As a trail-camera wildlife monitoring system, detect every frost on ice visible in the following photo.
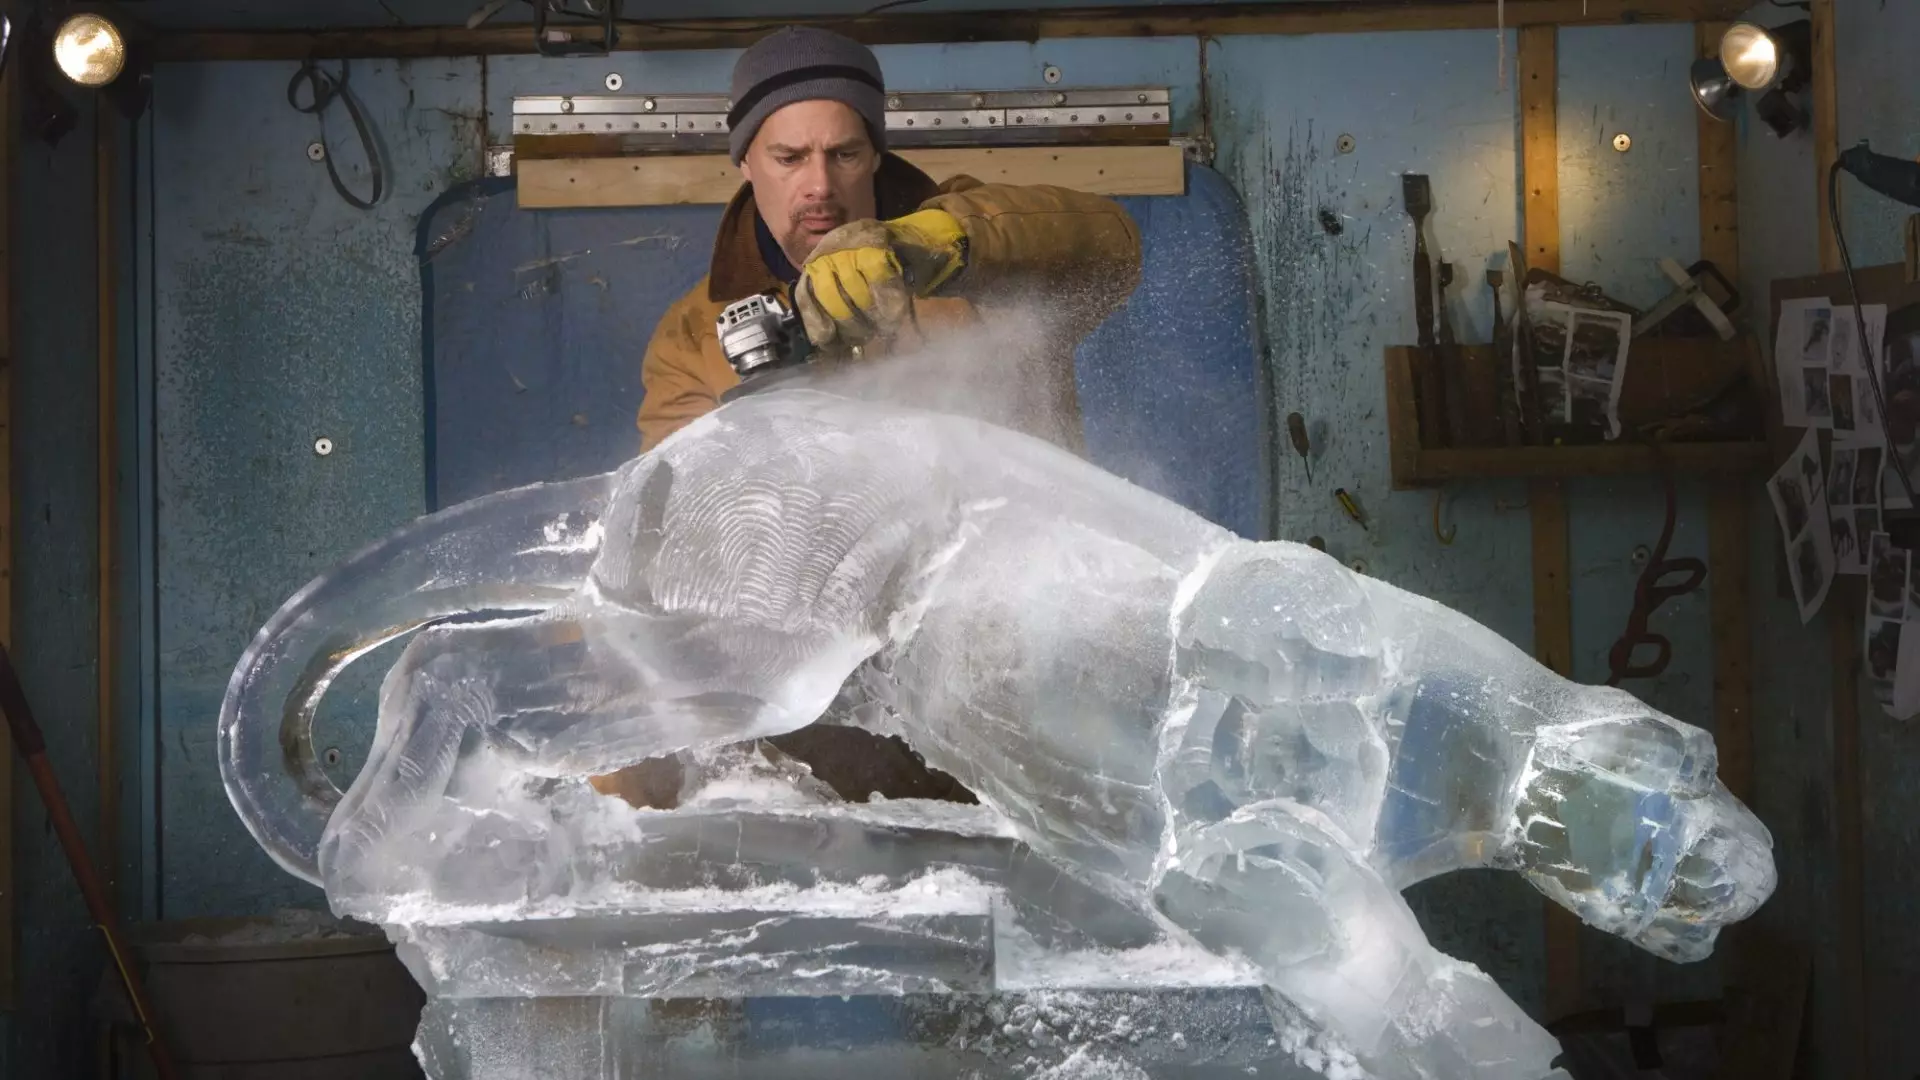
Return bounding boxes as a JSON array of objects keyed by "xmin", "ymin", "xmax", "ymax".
[{"xmin": 220, "ymin": 389, "xmax": 1775, "ymax": 1080}]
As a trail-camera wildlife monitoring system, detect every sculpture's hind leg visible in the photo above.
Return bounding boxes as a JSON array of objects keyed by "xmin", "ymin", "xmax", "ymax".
[
  {"xmin": 1151, "ymin": 800, "xmax": 1564, "ymax": 1080},
  {"xmin": 319, "ymin": 599, "xmax": 882, "ymax": 901}
]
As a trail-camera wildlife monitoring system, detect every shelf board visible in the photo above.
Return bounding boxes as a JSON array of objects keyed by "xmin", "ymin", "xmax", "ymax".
[
  {"xmin": 1404, "ymin": 440, "xmax": 1769, "ymax": 484},
  {"xmin": 1382, "ymin": 344, "xmax": 1768, "ymax": 488}
]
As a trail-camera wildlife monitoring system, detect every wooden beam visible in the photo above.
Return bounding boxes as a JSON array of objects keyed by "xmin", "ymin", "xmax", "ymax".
[
  {"xmin": 1695, "ymin": 22, "xmax": 1751, "ymax": 806},
  {"xmin": 515, "ymin": 144, "xmax": 1187, "ymax": 209},
  {"xmin": 1518, "ymin": 22, "xmax": 1581, "ymax": 1023},
  {"xmin": 152, "ymin": 0, "xmax": 1753, "ymax": 61},
  {"xmin": 96, "ymin": 109, "xmax": 118, "ymax": 895},
  {"xmin": 1695, "ymin": 22, "xmax": 1739, "ymax": 275},
  {"xmin": 1812, "ymin": 0, "xmax": 1841, "ymax": 272},
  {"xmin": 1520, "ymin": 27, "xmax": 1561, "ymax": 277},
  {"xmin": 0, "ymin": 38, "xmax": 16, "ymax": 1012},
  {"xmin": 1811, "ymin": 1, "xmax": 1865, "ymax": 1072},
  {"xmin": 1706, "ymin": 486, "xmax": 1751, "ymax": 800},
  {"xmin": 1828, "ymin": 597, "xmax": 1866, "ymax": 1078}
]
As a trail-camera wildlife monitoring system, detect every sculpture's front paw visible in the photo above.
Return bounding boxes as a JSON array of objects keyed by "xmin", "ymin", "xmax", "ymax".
[{"xmin": 1510, "ymin": 708, "xmax": 1775, "ymax": 960}]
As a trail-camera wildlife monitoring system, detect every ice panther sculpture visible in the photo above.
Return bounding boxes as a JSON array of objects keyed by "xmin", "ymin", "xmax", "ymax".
[{"xmin": 221, "ymin": 389, "xmax": 1774, "ymax": 1080}]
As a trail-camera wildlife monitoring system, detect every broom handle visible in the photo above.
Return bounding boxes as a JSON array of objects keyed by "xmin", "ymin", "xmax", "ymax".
[{"xmin": 0, "ymin": 643, "xmax": 178, "ymax": 1079}]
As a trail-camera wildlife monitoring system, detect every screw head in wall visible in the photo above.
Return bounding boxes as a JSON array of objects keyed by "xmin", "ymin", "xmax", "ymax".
[
  {"xmin": 306, "ymin": 141, "xmax": 326, "ymax": 162},
  {"xmin": 1612, "ymin": 132, "xmax": 1632, "ymax": 153},
  {"xmin": 1043, "ymin": 65, "xmax": 1062, "ymax": 85},
  {"xmin": 604, "ymin": 72, "xmax": 624, "ymax": 92},
  {"xmin": 1336, "ymin": 133, "xmax": 1356, "ymax": 154},
  {"xmin": 314, "ymin": 437, "xmax": 334, "ymax": 456}
]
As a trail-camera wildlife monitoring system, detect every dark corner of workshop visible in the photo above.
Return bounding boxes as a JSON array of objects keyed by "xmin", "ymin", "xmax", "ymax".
[{"xmin": 0, "ymin": 0, "xmax": 1915, "ymax": 1078}]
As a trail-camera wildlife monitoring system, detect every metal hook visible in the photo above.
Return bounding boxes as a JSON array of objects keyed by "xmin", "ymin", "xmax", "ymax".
[{"xmin": 1432, "ymin": 490, "xmax": 1457, "ymax": 545}]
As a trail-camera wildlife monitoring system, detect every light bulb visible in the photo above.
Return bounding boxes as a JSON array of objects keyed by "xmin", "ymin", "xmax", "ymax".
[
  {"xmin": 54, "ymin": 13, "xmax": 126, "ymax": 88},
  {"xmin": 1719, "ymin": 22, "xmax": 1780, "ymax": 92}
]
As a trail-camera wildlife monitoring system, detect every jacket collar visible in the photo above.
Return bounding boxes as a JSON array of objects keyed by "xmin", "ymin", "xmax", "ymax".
[{"xmin": 707, "ymin": 152, "xmax": 941, "ymax": 302}]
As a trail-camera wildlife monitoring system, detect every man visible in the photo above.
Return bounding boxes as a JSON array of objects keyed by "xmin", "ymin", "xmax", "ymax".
[
  {"xmin": 605, "ymin": 26, "xmax": 1145, "ymax": 809},
  {"xmin": 635, "ymin": 25, "xmax": 1144, "ymax": 454}
]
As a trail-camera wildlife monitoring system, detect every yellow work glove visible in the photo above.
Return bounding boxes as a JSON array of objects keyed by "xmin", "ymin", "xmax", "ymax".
[{"xmin": 795, "ymin": 209, "xmax": 967, "ymax": 350}]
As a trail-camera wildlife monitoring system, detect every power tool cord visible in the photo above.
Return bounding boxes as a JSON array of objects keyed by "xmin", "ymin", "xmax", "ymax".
[
  {"xmin": 287, "ymin": 59, "xmax": 385, "ymax": 211},
  {"xmin": 1829, "ymin": 158, "xmax": 1917, "ymax": 508}
]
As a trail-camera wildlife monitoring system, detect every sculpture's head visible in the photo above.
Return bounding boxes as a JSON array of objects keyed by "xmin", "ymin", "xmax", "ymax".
[{"xmin": 1510, "ymin": 704, "xmax": 1776, "ymax": 963}]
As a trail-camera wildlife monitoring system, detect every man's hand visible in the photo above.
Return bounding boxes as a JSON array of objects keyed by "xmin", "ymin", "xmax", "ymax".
[{"xmin": 795, "ymin": 209, "xmax": 967, "ymax": 349}]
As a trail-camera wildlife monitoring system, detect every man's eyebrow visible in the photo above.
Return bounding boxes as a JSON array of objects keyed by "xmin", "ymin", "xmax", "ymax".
[
  {"xmin": 826, "ymin": 137, "xmax": 870, "ymax": 153},
  {"xmin": 765, "ymin": 143, "xmax": 808, "ymax": 157}
]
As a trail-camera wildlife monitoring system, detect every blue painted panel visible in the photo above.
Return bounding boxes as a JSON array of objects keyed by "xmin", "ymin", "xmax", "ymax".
[
  {"xmin": 1083, "ymin": 168, "xmax": 1266, "ymax": 538},
  {"xmin": 1557, "ymin": 25, "xmax": 1703, "ymax": 309},
  {"xmin": 151, "ymin": 58, "xmax": 481, "ymax": 918},
  {"xmin": 421, "ymin": 162, "xmax": 1266, "ymax": 536},
  {"xmin": 421, "ymin": 184, "xmax": 721, "ymax": 505}
]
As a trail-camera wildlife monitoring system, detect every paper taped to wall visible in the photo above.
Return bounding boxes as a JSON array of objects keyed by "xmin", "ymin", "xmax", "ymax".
[{"xmin": 1769, "ymin": 427, "xmax": 1835, "ymax": 623}]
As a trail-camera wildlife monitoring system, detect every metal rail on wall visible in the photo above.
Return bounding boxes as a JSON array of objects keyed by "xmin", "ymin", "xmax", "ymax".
[
  {"xmin": 512, "ymin": 87, "xmax": 1172, "ymax": 148},
  {"xmin": 505, "ymin": 85, "xmax": 1191, "ymax": 206}
]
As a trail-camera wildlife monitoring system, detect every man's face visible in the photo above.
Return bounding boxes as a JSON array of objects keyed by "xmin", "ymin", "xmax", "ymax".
[{"xmin": 739, "ymin": 99, "xmax": 879, "ymax": 271}]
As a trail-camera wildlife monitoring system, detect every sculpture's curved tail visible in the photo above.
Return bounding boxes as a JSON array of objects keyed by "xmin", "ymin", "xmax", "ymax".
[{"xmin": 217, "ymin": 472, "xmax": 615, "ymax": 886}]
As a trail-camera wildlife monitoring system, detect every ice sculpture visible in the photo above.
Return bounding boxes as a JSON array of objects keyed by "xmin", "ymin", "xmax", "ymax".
[{"xmin": 220, "ymin": 388, "xmax": 1774, "ymax": 1080}]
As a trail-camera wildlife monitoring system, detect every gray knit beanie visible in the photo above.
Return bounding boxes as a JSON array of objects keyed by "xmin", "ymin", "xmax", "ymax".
[{"xmin": 727, "ymin": 27, "xmax": 887, "ymax": 165}]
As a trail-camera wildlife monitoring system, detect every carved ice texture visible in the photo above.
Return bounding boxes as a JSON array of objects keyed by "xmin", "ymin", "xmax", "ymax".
[{"xmin": 220, "ymin": 390, "xmax": 1775, "ymax": 1080}]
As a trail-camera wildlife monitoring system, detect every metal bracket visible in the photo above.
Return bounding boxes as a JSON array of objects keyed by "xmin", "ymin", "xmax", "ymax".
[
  {"xmin": 1172, "ymin": 135, "xmax": 1213, "ymax": 167},
  {"xmin": 532, "ymin": 0, "xmax": 619, "ymax": 58}
]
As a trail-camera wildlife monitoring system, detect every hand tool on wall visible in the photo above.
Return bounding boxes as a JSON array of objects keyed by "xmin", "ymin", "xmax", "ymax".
[
  {"xmin": 1334, "ymin": 488, "xmax": 1369, "ymax": 531},
  {"xmin": 1286, "ymin": 411, "xmax": 1314, "ymax": 483},
  {"xmin": 1403, "ymin": 174, "xmax": 1448, "ymax": 447},
  {"xmin": 1632, "ymin": 258, "xmax": 1739, "ymax": 340},
  {"xmin": 0, "ymin": 644, "xmax": 178, "ymax": 1080},
  {"xmin": 1488, "ymin": 268, "xmax": 1522, "ymax": 445},
  {"xmin": 1507, "ymin": 240, "xmax": 1545, "ymax": 444},
  {"xmin": 1435, "ymin": 260, "xmax": 1473, "ymax": 444}
]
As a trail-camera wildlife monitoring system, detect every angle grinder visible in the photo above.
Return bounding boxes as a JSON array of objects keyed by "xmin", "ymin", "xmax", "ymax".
[{"xmin": 717, "ymin": 292, "xmax": 814, "ymax": 402}]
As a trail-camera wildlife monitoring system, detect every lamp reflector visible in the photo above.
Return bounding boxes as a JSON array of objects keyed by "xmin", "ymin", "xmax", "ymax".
[
  {"xmin": 1719, "ymin": 22, "xmax": 1780, "ymax": 91},
  {"xmin": 54, "ymin": 13, "xmax": 126, "ymax": 88},
  {"xmin": 1689, "ymin": 57, "xmax": 1740, "ymax": 122}
]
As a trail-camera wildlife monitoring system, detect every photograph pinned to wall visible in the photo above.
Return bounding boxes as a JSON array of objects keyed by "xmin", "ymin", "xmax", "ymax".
[
  {"xmin": 1878, "ymin": 302, "xmax": 1920, "ymax": 508},
  {"xmin": 1802, "ymin": 367, "xmax": 1833, "ymax": 424},
  {"xmin": 1865, "ymin": 528, "xmax": 1913, "ymax": 715},
  {"xmin": 1832, "ymin": 303, "xmax": 1890, "ymax": 449},
  {"xmin": 1775, "ymin": 297, "xmax": 1835, "ymax": 429},
  {"xmin": 1895, "ymin": 535, "xmax": 1920, "ymax": 719},
  {"xmin": 1894, "ymin": 617, "xmax": 1920, "ymax": 720},
  {"xmin": 1520, "ymin": 302, "xmax": 1631, "ymax": 439},
  {"xmin": 1827, "ymin": 446, "xmax": 1881, "ymax": 575},
  {"xmin": 1832, "ymin": 375, "xmax": 1856, "ymax": 433},
  {"xmin": 1854, "ymin": 446, "xmax": 1884, "ymax": 505},
  {"xmin": 1564, "ymin": 309, "xmax": 1632, "ymax": 438},
  {"xmin": 1868, "ymin": 530, "xmax": 1908, "ymax": 620},
  {"xmin": 1769, "ymin": 427, "xmax": 1835, "ymax": 622},
  {"xmin": 1866, "ymin": 615, "xmax": 1903, "ymax": 711}
]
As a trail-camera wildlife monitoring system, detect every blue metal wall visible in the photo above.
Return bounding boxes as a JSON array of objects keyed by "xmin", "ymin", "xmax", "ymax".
[{"xmin": 15, "ymin": 16, "xmax": 1882, "ymax": 1076}]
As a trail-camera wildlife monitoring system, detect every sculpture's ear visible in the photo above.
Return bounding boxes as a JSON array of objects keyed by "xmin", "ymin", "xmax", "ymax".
[{"xmin": 1535, "ymin": 711, "xmax": 1718, "ymax": 800}]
